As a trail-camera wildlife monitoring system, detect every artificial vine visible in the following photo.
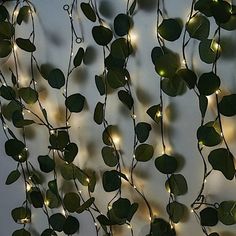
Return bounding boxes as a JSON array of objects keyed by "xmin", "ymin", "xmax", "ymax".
[{"xmin": 0, "ymin": 0, "xmax": 236, "ymax": 236}]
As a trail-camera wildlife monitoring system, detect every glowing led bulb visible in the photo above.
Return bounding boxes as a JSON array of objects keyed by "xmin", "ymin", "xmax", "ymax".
[
  {"xmin": 86, "ymin": 178, "xmax": 90, "ymax": 183},
  {"xmin": 26, "ymin": 183, "xmax": 32, "ymax": 192},
  {"xmin": 211, "ymin": 40, "xmax": 221, "ymax": 52},
  {"xmin": 215, "ymin": 89, "xmax": 220, "ymax": 94},
  {"xmin": 45, "ymin": 200, "xmax": 50, "ymax": 206},
  {"xmin": 108, "ymin": 205, "xmax": 112, "ymax": 210},
  {"xmin": 127, "ymin": 224, "xmax": 132, "ymax": 229},
  {"xmin": 112, "ymin": 134, "xmax": 120, "ymax": 146},
  {"xmin": 13, "ymin": 44, "xmax": 18, "ymax": 51},
  {"xmin": 182, "ymin": 59, "xmax": 187, "ymax": 66},
  {"xmin": 159, "ymin": 70, "xmax": 165, "ymax": 76},
  {"xmin": 156, "ymin": 111, "xmax": 162, "ymax": 118}
]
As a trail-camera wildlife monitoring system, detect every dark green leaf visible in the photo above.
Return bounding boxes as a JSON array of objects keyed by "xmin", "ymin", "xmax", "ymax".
[
  {"xmin": 158, "ymin": 18, "xmax": 182, "ymax": 41},
  {"xmin": 12, "ymin": 229, "xmax": 31, "ymax": 236},
  {"xmin": 127, "ymin": 203, "xmax": 138, "ymax": 222},
  {"xmin": 5, "ymin": 169, "xmax": 21, "ymax": 185},
  {"xmin": 48, "ymin": 180, "xmax": 58, "ymax": 195},
  {"xmin": 19, "ymin": 87, "xmax": 38, "ymax": 104},
  {"xmin": 11, "ymin": 207, "xmax": 31, "ymax": 224},
  {"xmin": 29, "ymin": 188, "xmax": 44, "ymax": 208},
  {"xmin": 194, "ymin": 0, "xmax": 213, "ymax": 17},
  {"xmin": 155, "ymin": 154, "xmax": 178, "ymax": 174},
  {"xmin": 151, "ymin": 218, "xmax": 176, "ymax": 236},
  {"xmin": 118, "ymin": 90, "xmax": 133, "ymax": 109},
  {"xmin": 95, "ymin": 75, "xmax": 105, "ymax": 95},
  {"xmin": 211, "ymin": 0, "xmax": 231, "ymax": 24},
  {"xmin": 94, "ymin": 102, "xmax": 104, "ymax": 125},
  {"xmin": 16, "ymin": 38, "xmax": 36, "ymax": 52},
  {"xmin": 105, "ymin": 53, "xmax": 125, "ymax": 69},
  {"xmin": 63, "ymin": 216, "xmax": 80, "ymax": 234},
  {"xmin": 38, "ymin": 155, "xmax": 55, "ymax": 173},
  {"xmin": 129, "ymin": 0, "xmax": 137, "ymax": 15},
  {"xmin": 200, "ymin": 207, "xmax": 218, "ymax": 226},
  {"xmin": 218, "ymin": 201, "xmax": 236, "ymax": 225},
  {"xmin": 102, "ymin": 170, "xmax": 121, "ymax": 192},
  {"xmin": 176, "ymin": 68, "xmax": 197, "ymax": 89},
  {"xmin": 76, "ymin": 197, "xmax": 95, "ymax": 213},
  {"xmin": 17, "ymin": 6, "xmax": 30, "ymax": 25},
  {"xmin": 221, "ymin": 7, "xmax": 236, "ymax": 31},
  {"xmin": 197, "ymin": 72, "xmax": 220, "ymax": 95},
  {"xmin": 186, "ymin": 15, "xmax": 210, "ymax": 40},
  {"xmin": 102, "ymin": 146, "xmax": 119, "ymax": 167},
  {"xmin": 166, "ymin": 174, "xmax": 188, "ymax": 196},
  {"xmin": 135, "ymin": 122, "xmax": 152, "ymax": 143},
  {"xmin": 135, "ymin": 143, "xmax": 154, "ymax": 162},
  {"xmin": 166, "ymin": 201, "xmax": 185, "ymax": 223},
  {"xmin": 0, "ymin": 22, "xmax": 14, "ymax": 39},
  {"xmin": 112, "ymin": 198, "xmax": 131, "ymax": 219},
  {"xmin": 65, "ymin": 93, "xmax": 85, "ymax": 113},
  {"xmin": 110, "ymin": 38, "xmax": 133, "ymax": 59},
  {"xmin": 92, "ymin": 25, "xmax": 113, "ymax": 46},
  {"xmin": 12, "ymin": 110, "xmax": 35, "ymax": 128},
  {"xmin": 197, "ymin": 124, "xmax": 222, "ymax": 147},
  {"xmin": 209, "ymin": 233, "xmax": 220, "ymax": 236},
  {"xmin": 97, "ymin": 215, "xmax": 112, "ymax": 226},
  {"xmin": 219, "ymin": 94, "xmax": 236, "ymax": 117},
  {"xmin": 5, "ymin": 139, "xmax": 25, "ymax": 157},
  {"xmin": 208, "ymin": 148, "xmax": 235, "ymax": 180},
  {"xmin": 63, "ymin": 192, "xmax": 80, "ymax": 212},
  {"xmin": 81, "ymin": 2, "xmax": 96, "ymax": 22},
  {"xmin": 47, "ymin": 69, "xmax": 65, "ymax": 89},
  {"xmin": 107, "ymin": 69, "xmax": 126, "ymax": 89},
  {"xmin": 73, "ymin": 47, "xmax": 84, "ymax": 67},
  {"xmin": 0, "ymin": 6, "xmax": 9, "ymax": 22},
  {"xmin": 60, "ymin": 163, "xmax": 74, "ymax": 180},
  {"xmin": 199, "ymin": 39, "xmax": 220, "ymax": 64},
  {"xmin": 49, "ymin": 213, "xmax": 66, "ymax": 232},
  {"xmin": 46, "ymin": 189, "xmax": 60, "ymax": 209},
  {"xmin": 199, "ymin": 95, "xmax": 208, "ymax": 118},
  {"xmin": 64, "ymin": 142, "xmax": 78, "ymax": 163},
  {"xmin": 41, "ymin": 229, "xmax": 57, "ymax": 236},
  {"xmin": 0, "ymin": 40, "xmax": 12, "ymax": 58},
  {"xmin": 146, "ymin": 104, "xmax": 162, "ymax": 123},
  {"xmin": 114, "ymin": 14, "xmax": 132, "ymax": 36},
  {"xmin": 0, "ymin": 85, "xmax": 16, "ymax": 100}
]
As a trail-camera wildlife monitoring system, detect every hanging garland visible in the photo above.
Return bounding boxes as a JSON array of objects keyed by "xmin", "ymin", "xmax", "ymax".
[{"xmin": 0, "ymin": 0, "xmax": 236, "ymax": 236}]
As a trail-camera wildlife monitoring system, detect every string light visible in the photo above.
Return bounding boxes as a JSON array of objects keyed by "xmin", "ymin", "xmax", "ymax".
[
  {"xmin": 210, "ymin": 40, "xmax": 221, "ymax": 52},
  {"xmin": 44, "ymin": 199, "xmax": 50, "ymax": 206},
  {"xmin": 215, "ymin": 89, "xmax": 220, "ymax": 94},
  {"xmin": 26, "ymin": 183, "xmax": 32, "ymax": 192},
  {"xmin": 108, "ymin": 205, "xmax": 112, "ymax": 210},
  {"xmin": 159, "ymin": 70, "xmax": 165, "ymax": 76},
  {"xmin": 94, "ymin": 222, "xmax": 98, "ymax": 227},
  {"xmin": 131, "ymin": 114, "xmax": 136, "ymax": 119},
  {"xmin": 182, "ymin": 59, "xmax": 187, "ymax": 66},
  {"xmin": 86, "ymin": 178, "xmax": 90, "ymax": 183},
  {"xmin": 112, "ymin": 134, "xmax": 120, "ymax": 146},
  {"xmin": 156, "ymin": 111, "xmax": 162, "ymax": 118},
  {"xmin": 127, "ymin": 224, "xmax": 132, "ymax": 229},
  {"xmin": 13, "ymin": 44, "xmax": 18, "ymax": 51}
]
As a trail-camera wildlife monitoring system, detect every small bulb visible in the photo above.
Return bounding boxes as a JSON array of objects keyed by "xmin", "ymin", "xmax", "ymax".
[
  {"xmin": 159, "ymin": 70, "xmax": 165, "ymax": 76},
  {"xmin": 34, "ymin": 81, "xmax": 37, "ymax": 85},
  {"xmin": 45, "ymin": 200, "xmax": 50, "ymax": 206},
  {"xmin": 71, "ymin": 52, "xmax": 74, "ymax": 56},
  {"xmin": 18, "ymin": 154, "xmax": 22, "ymax": 160},
  {"xmin": 125, "ymin": 77, "xmax": 128, "ymax": 81},
  {"xmin": 50, "ymin": 130, "xmax": 55, "ymax": 135},
  {"xmin": 25, "ymin": 147, "xmax": 28, "ymax": 151},
  {"xmin": 94, "ymin": 222, "xmax": 98, "ymax": 227},
  {"xmin": 131, "ymin": 114, "xmax": 136, "ymax": 119},
  {"xmin": 62, "ymin": 209, "xmax": 66, "ymax": 216},
  {"xmin": 27, "ymin": 110, "xmax": 31, "ymax": 114},
  {"xmin": 86, "ymin": 178, "xmax": 90, "ymax": 183},
  {"xmin": 79, "ymin": 190, "xmax": 82, "ymax": 194},
  {"xmin": 204, "ymin": 179, "xmax": 207, "ymax": 183},
  {"xmin": 156, "ymin": 111, "xmax": 162, "ymax": 118},
  {"xmin": 199, "ymin": 141, "xmax": 204, "ymax": 146},
  {"xmin": 127, "ymin": 224, "xmax": 132, "ymax": 229},
  {"xmin": 3, "ymin": 125, "xmax": 8, "ymax": 130},
  {"xmin": 133, "ymin": 185, "xmax": 137, "ymax": 189},
  {"xmin": 220, "ymin": 132, "xmax": 223, "ymax": 137},
  {"xmin": 108, "ymin": 205, "xmax": 112, "ymax": 210},
  {"xmin": 129, "ymin": 29, "xmax": 138, "ymax": 43},
  {"xmin": 191, "ymin": 209, "xmax": 194, "ymax": 213},
  {"xmin": 66, "ymin": 121, "xmax": 70, "ymax": 126},
  {"xmin": 133, "ymin": 154, "xmax": 136, "ymax": 159},
  {"xmin": 211, "ymin": 40, "xmax": 221, "ymax": 52},
  {"xmin": 182, "ymin": 59, "xmax": 187, "ymax": 65},
  {"xmin": 26, "ymin": 183, "xmax": 32, "ymax": 192},
  {"xmin": 112, "ymin": 134, "xmax": 120, "ymax": 146},
  {"xmin": 2, "ymin": 82, "xmax": 6, "ymax": 86},
  {"xmin": 215, "ymin": 89, "xmax": 220, "ymax": 94},
  {"xmin": 13, "ymin": 44, "xmax": 18, "ymax": 51},
  {"xmin": 149, "ymin": 216, "xmax": 152, "ymax": 221}
]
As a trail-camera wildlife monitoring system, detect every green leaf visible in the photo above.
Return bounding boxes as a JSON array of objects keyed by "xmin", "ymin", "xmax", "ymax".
[
  {"xmin": 197, "ymin": 123, "xmax": 222, "ymax": 147},
  {"xmin": 176, "ymin": 68, "xmax": 197, "ymax": 89},
  {"xmin": 95, "ymin": 75, "xmax": 105, "ymax": 95},
  {"xmin": 0, "ymin": 22, "xmax": 14, "ymax": 39},
  {"xmin": 199, "ymin": 95, "xmax": 208, "ymax": 118},
  {"xmin": 12, "ymin": 229, "xmax": 31, "ymax": 236},
  {"xmin": 17, "ymin": 6, "xmax": 30, "ymax": 25},
  {"xmin": 135, "ymin": 122, "xmax": 152, "ymax": 143},
  {"xmin": 127, "ymin": 203, "xmax": 139, "ymax": 222},
  {"xmin": 102, "ymin": 125, "xmax": 119, "ymax": 146},
  {"xmin": 209, "ymin": 233, "xmax": 220, "ymax": 236},
  {"xmin": 16, "ymin": 38, "xmax": 36, "ymax": 52},
  {"xmin": 219, "ymin": 94, "xmax": 236, "ymax": 117},
  {"xmin": 19, "ymin": 87, "xmax": 38, "ymax": 104},
  {"xmin": 102, "ymin": 170, "xmax": 121, "ymax": 192},
  {"xmin": 114, "ymin": 14, "xmax": 132, "ymax": 36},
  {"xmin": 47, "ymin": 69, "xmax": 65, "ymax": 89},
  {"xmin": 41, "ymin": 229, "xmax": 57, "ymax": 236},
  {"xmin": 158, "ymin": 18, "xmax": 182, "ymax": 41},
  {"xmin": 11, "ymin": 207, "xmax": 31, "ymax": 224},
  {"xmin": 48, "ymin": 180, "xmax": 58, "ymax": 195},
  {"xmin": 112, "ymin": 198, "xmax": 132, "ymax": 220},
  {"xmin": 194, "ymin": 0, "xmax": 213, "ymax": 17},
  {"xmin": 97, "ymin": 215, "xmax": 112, "ymax": 226},
  {"xmin": 186, "ymin": 15, "xmax": 210, "ymax": 40},
  {"xmin": 166, "ymin": 174, "xmax": 188, "ymax": 196},
  {"xmin": 12, "ymin": 110, "xmax": 35, "ymax": 128},
  {"xmin": 166, "ymin": 201, "xmax": 185, "ymax": 223},
  {"xmin": 211, "ymin": 0, "xmax": 231, "ymax": 24},
  {"xmin": 92, "ymin": 25, "xmax": 113, "ymax": 46},
  {"xmin": 151, "ymin": 218, "xmax": 176, "ymax": 236},
  {"xmin": 5, "ymin": 139, "xmax": 25, "ymax": 157},
  {"xmin": 155, "ymin": 53, "xmax": 180, "ymax": 78},
  {"xmin": 129, "ymin": 0, "xmax": 137, "ymax": 15},
  {"xmin": 110, "ymin": 38, "xmax": 133, "ymax": 59},
  {"xmin": 200, "ymin": 207, "xmax": 218, "ymax": 226},
  {"xmin": 63, "ymin": 216, "xmax": 80, "ymax": 234},
  {"xmin": 199, "ymin": 39, "xmax": 220, "ymax": 64},
  {"xmin": 0, "ymin": 40, "xmax": 12, "ymax": 58},
  {"xmin": 107, "ymin": 69, "xmax": 126, "ymax": 89},
  {"xmin": 60, "ymin": 163, "xmax": 75, "ymax": 180},
  {"xmin": 146, "ymin": 104, "xmax": 162, "ymax": 123},
  {"xmin": 5, "ymin": 169, "xmax": 21, "ymax": 185},
  {"xmin": 102, "ymin": 146, "xmax": 119, "ymax": 167},
  {"xmin": 208, "ymin": 148, "xmax": 235, "ymax": 180},
  {"xmin": 64, "ymin": 142, "xmax": 78, "ymax": 163},
  {"xmin": 155, "ymin": 154, "xmax": 178, "ymax": 174},
  {"xmin": 49, "ymin": 213, "xmax": 66, "ymax": 232},
  {"xmin": 46, "ymin": 189, "xmax": 60, "ymax": 209},
  {"xmin": 76, "ymin": 197, "xmax": 95, "ymax": 213},
  {"xmin": 94, "ymin": 102, "xmax": 104, "ymax": 125},
  {"xmin": 118, "ymin": 90, "xmax": 133, "ymax": 109},
  {"xmin": 65, "ymin": 93, "xmax": 85, "ymax": 113},
  {"xmin": 134, "ymin": 143, "xmax": 154, "ymax": 162},
  {"xmin": 73, "ymin": 47, "xmax": 84, "ymax": 67},
  {"xmin": 29, "ymin": 188, "xmax": 44, "ymax": 208},
  {"xmin": 80, "ymin": 2, "xmax": 96, "ymax": 22},
  {"xmin": 0, "ymin": 5, "xmax": 9, "ymax": 22},
  {"xmin": 0, "ymin": 85, "xmax": 16, "ymax": 100},
  {"xmin": 218, "ymin": 201, "xmax": 236, "ymax": 225},
  {"xmin": 63, "ymin": 192, "xmax": 80, "ymax": 212},
  {"xmin": 197, "ymin": 72, "xmax": 220, "ymax": 96},
  {"xmin": 161, "ymin": 76, "xmax": 186, "ymax": 97},
  {"xmin": 38, "ymin": 155, "xmax": 55, "ymax": 173},
  {"xmin": 221, "ymin": 7, "xmax": 236, "ymax": 31},
  {"xmin": 105, "ymin": 53, "xmax": 125, "ymax": 69}
]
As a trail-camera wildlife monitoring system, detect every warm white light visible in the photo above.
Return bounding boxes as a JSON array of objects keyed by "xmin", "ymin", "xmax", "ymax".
[
  {"xmin": 86, "ymin": 178, "xmax": 90, "ymax": 183},
  {"xmin": 156, "ymin": 111, "xmax": 162, "ymax": 118},
  {"xmin": 182, "ymin": 59, "xmax": 187, "ymax": 66},
  {"xmin": 131, "ymin": 114, "xmax": 136, "ymax": 119},
  {"xmin": 127, "ymin": 224, "xmax": 132, "ymax": 229},
  {"xmin": 108, "ymin": 205, "xmax": 112, "ymax": 210},
  {"xmin": 211, "ymin": 40, "xmax": 221, "ymax": 52},
  {"xmin": 112, "ymin": 134, "xmax": 120, "ymax": 146},
  {"xmin": 159, "ymin": 70, "xmax": 165, "ymax": 76},
  {"xmin": 45, "ymin": 200, "xmax": 50, "ymax": 206},
  {"xmin": 13, "ymin": 44, "xmax": 18, "ymax": 51},
  {"xmin": 129, "ymin": 29, "xmax": 138, "ymax": 43},
  {"xmin": 26, "ymin": 183, "xmax": 32, "ymax": 192},
  {"xmin": 215, "ymin": 89, "xmax": 220, "ymax": 94}
]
